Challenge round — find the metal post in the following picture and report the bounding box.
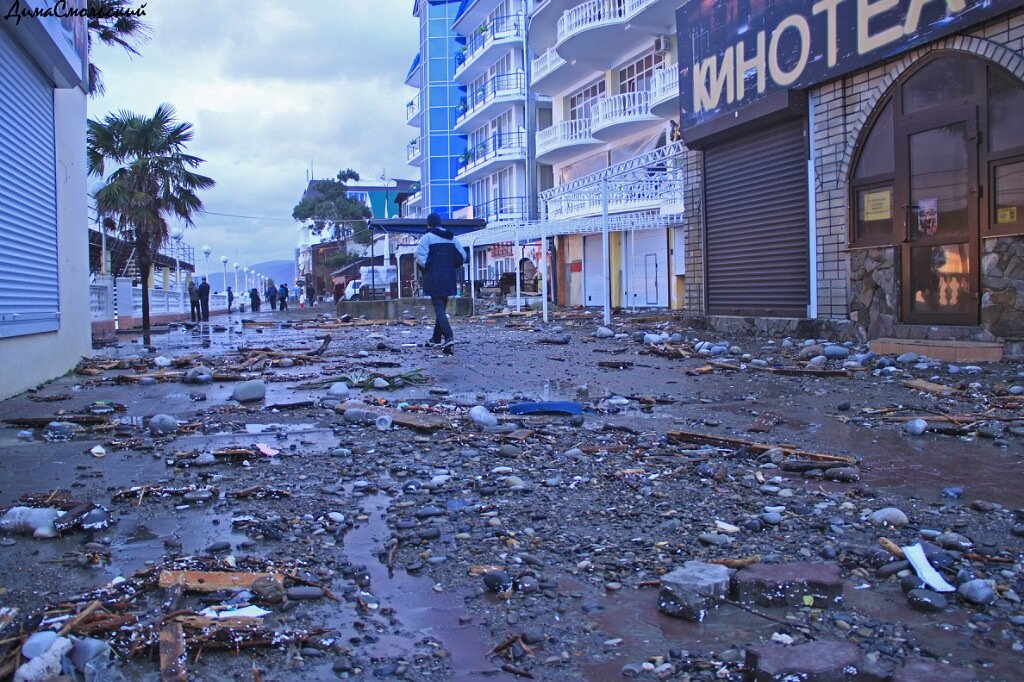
[601,177,611,325]
[540,215,549,324]
[514,222,521,312]
[469,236,476,316]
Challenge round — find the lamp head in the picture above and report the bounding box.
[233,262,239,269]
[201,245,212,256]
[220,255,228,264]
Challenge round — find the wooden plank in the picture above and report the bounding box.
[174,615,264,630]
[159,622,187,682]
[902,378,958,396]
[335,401,447,432]
[157,571,284,593]
[666,429,856,465]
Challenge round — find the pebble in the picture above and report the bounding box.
[328,382,350,398]
[148,414,178,436]
[483,571,513,593]
[468,405,498,427]
[904,418,928,436]
[958,579,996,605]
[823,345,849,359]
[869,507,909,527]
[286,586,325,600]
[593,326,614,338]
[232,380,267,403]
[907,589,947,612]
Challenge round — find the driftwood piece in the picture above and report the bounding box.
[58,600,102,635]
[903,378,959,396]
[157,571,284,593]
[159,622,187,682]
[2,415,109,427]
[666,429,857,465]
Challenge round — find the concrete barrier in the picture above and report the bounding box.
[336,296,473,320]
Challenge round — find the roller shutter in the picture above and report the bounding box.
[704,118,808,317]
[0,29,59,338]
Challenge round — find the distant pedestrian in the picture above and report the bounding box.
[188,279,201,322]
[306,284,315,307]
[416,212,467,354]
[249,287,261,312]
[267,285,277,310]
[227,286,234,313]
[278,283,289,311]
[198,277,211,321]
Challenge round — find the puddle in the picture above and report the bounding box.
[585,587,778,678]
[328,492,516,681]
[244,423,319,435]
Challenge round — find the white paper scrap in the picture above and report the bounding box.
[902,543,955,593]
[199,605,271,619]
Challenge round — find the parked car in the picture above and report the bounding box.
[343,280,362,300]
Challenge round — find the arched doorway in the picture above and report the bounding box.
[849,53,1024,326]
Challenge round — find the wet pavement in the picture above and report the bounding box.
[0,304,1022,680]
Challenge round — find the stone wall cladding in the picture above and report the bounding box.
[682,147,704,314]
[982,237,1024,339]
[811,10,1024,340]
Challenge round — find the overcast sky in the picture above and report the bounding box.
[90,0,419,269]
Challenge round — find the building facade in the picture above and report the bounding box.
[677,0,1024,343]
[0,7,91,399]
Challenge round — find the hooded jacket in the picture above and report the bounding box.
[416,226,468,297]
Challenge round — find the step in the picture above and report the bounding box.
[869,337,1003,363]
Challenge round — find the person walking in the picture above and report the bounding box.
[226,286,234,313]
[278,283,289,311]
[306,284,315,308]
[249,287,261,312]
[188,279,201,322]
[267,284,277,311]
[197,276,211,321]
[416,212,467,354]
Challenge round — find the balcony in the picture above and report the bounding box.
[405,190,423,215]
[406,95,422,127]
[474,195,529,223]
[649,66,678,117]
[456,130,527,183]
[536,119,602,164]
[406,139,421,165]
[530,47,598,97]
[555,0,674,69]
[591,91,659,140]
[455,14,524,83]
[454,72,526,132]
[528,0,577,52]
[545,176,676,220]
[405,53,421,87]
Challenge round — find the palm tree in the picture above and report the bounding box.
[87,0,151,96]
[87,104,215,331]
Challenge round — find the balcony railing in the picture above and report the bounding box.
[406,96,421,122]
[458,72,526,121]
[406,139,421,161]
[474,195,528,221]
[536,119,595,155]
[650,67,678,105]
[459,130,527,173]
[591,90,653,130]
[531,47,567,85]
[457,14,524,71]
[556,0,658,43]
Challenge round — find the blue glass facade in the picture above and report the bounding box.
[416,0,468,218]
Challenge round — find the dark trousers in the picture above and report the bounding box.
[430,296,452,342]
[190,300,201,322]
[200,298,210,321]
[279,298,287,311]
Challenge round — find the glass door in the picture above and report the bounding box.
[899,107,980,325]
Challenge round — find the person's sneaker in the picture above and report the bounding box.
[425,338,441,347]
[441,339,455,354]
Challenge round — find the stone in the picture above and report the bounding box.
[183,366,214,384]
[824,467,860,482]
[251,576,285,604]
[483,571,513,593]
[372,377,389,389]
[468,405,498,427]
[731,562,844,608]
[658,561,732,622]
[892,660,978,682]
[904,418,928,436]
[896,352,919,363]
[869,507,909,527]
[745,641,867,682]
[906,588,947,612]
[232,380,266,403]
[278,357,294,368]
[936,532,972,551]
[328,382,350,398]
[958,579,996,605]
[148,414,178,436]
[42,421,81,442]
[286,586,325,600]
[13,636,72,682]
[21,631,59,659]
[593,326,614,338]
[823,345,849,360]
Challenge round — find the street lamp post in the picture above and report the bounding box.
[233,262,239,294]
[244,267,249,291]
[201,245,212,280]
[220,255,228,292]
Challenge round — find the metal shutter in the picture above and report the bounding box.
[0,29,59,338]
[704,118,809,317]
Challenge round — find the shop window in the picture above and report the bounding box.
[989,68,1024,153]
[851,102,895,246]
[901,56,977,114]
[993,160,1024,230]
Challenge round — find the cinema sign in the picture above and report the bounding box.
[676,0,1018,132]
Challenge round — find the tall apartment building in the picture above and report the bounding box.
[527,0,687,310]
[405,0,471,220]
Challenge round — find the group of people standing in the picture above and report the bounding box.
[187,277,211,322]
[248,282,291,313]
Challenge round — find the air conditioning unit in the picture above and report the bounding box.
[653,35,672,55]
